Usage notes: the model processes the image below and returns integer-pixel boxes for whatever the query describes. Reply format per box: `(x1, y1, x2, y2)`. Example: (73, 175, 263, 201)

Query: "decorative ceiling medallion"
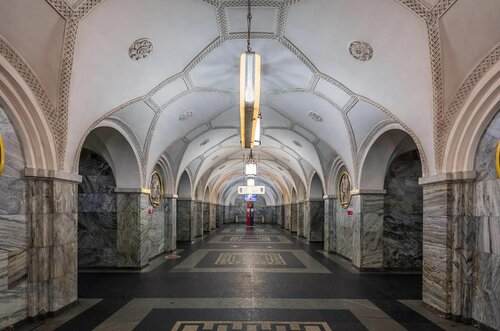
(293, 140, 302, 148)
(179, 110, 193, 121)
(129, 38, 153, 61)
(0, 133, 4, 176)
(308, 111, 323, 122)
(338, 172, 352, 209)
(149, 172, 163, 208)
(349, 41, 373, 61)
(200, 139, 209, 146)
(496, 140, 500, 178)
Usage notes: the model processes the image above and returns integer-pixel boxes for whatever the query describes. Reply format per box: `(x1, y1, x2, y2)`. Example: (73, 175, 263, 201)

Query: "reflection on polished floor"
(21, 225, 475, 331)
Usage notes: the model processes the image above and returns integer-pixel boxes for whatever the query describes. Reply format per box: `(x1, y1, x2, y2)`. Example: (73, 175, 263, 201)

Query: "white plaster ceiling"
(1, 0, 499, 204)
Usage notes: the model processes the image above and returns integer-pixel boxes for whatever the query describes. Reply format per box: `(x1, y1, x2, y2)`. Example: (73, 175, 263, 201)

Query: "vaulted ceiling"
(0, 0, 499, 204)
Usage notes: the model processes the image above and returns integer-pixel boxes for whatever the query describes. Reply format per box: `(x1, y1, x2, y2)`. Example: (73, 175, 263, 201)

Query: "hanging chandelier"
(240, 0, 261, 149)
(245, 149, 257, 177)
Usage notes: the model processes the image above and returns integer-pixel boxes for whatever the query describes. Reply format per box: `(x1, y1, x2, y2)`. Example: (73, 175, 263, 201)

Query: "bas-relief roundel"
(338, 172, 352, 209)
(150, 172, 163, 208)
(0, 134, 4, 176)
(496, 140, 500, 178)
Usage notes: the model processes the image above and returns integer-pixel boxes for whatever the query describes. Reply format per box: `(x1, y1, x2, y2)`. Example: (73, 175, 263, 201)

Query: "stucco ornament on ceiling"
(149, 171, 162, 208)
(293, 140, 302, 148)
(129, 38, 154, 61)
(308, 111, 323, 122)
(349, 41, 373, 61)
(179, 110, 193, 121)
(200, 139, 210, 146)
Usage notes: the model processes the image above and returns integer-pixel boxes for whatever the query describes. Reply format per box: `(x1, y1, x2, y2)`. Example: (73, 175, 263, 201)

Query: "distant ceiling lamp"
(254, 113, 262, 146)
(247, 178, 255, 186)
(240, 0, 261, 149)
(245, 150, 257, 177)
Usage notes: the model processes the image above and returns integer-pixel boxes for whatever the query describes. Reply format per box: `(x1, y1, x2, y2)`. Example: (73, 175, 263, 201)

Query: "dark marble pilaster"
(116, 192, 150, 268)
(352, 194, 384, 269)
(336, 198, 352, 259)
(297, 202, 305, 237)
(290, 204, 297, 233)
(216, 205, 224, 227)
(176, 199, 194, 242)
(209, 204, 216, 230)
(202, 203, 210, 232)
(194, 201, 203, 237)
(307, 200, 324, 243)
(26, 177, 78, 318)
(324, 197, 336, 252)
(164, 196, 177, 252)
(284, 204, 291, 230)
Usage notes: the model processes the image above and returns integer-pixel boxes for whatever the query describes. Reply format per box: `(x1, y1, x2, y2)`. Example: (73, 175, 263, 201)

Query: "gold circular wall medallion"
(0, 134, 4, 177)
(149, 171, 163, 208)
(338, 171, 352, 209)
(496, 140, 500, 179)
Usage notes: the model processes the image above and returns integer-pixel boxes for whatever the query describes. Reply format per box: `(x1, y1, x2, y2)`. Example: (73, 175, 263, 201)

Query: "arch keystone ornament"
(338, 172, 352, 209)
(0, 133, 4, 176)
(149, 171, 163, 208)
(496, 140, 500, 178)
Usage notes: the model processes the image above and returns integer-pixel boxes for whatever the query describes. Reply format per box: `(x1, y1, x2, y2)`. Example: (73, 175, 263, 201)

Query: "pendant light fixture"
(245, 149, 257, 177)
(240, 0, 261, 149)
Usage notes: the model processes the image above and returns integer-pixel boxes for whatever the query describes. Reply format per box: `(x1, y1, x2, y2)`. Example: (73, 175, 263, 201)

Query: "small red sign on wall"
(347, 209, 354, 217)
(147, 206, 154, 215)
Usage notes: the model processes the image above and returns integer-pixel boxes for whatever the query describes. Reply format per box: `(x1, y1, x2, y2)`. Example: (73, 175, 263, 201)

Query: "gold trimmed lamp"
(240, 0, 261, 149)
(245, 149, 257, 177)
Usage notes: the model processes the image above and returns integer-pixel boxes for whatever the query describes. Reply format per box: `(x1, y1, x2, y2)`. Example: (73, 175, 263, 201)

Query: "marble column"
(116, 191, 150, 268)
(290, 204, 298, 233)
(164, 195, 177, 252)
(194, 201, 203, 237)
(307, 199, 324, 242)
(284, 204, 291, 230)
(209, 204, 216, 230)
(202, 202, 210, 232)
(26, 175, 79, 318)
(352, 193, 384, 270)
(275, 206, 283, 226)
(216, 205, 224, 227)
(323, 197, 336, 252)
(176, 199, 194, 242)
(303, 202, 310, 239)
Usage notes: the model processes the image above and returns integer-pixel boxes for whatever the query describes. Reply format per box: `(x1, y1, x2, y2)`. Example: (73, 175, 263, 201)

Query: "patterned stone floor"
(18, 225, 477, 331)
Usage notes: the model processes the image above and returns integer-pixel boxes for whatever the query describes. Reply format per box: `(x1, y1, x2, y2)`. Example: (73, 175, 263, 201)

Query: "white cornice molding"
(418, 171, 477, 185)
(24, 168, 82, 183)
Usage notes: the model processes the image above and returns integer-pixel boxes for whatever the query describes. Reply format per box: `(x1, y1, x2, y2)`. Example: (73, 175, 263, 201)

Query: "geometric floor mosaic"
(171, 321, 332, 331)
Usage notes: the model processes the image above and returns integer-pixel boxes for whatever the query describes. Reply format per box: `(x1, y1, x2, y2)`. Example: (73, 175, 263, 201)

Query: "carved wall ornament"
(338, 171, 352, 209)
(179, 110, 193, 121)
(349, 41, 373, 61)
(308, 111, 323, 122)
(149, 171, 163, 208)
(496, 140, 500, 179)
(129, 38, 154, 61)
(0, 134, 4, 176)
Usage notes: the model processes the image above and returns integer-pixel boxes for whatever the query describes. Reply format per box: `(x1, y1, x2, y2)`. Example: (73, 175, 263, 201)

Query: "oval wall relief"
(496, 140, 500, 178)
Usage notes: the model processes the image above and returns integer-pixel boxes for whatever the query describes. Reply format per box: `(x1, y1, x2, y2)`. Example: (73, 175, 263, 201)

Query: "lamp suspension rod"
(247, 0, 252, 52)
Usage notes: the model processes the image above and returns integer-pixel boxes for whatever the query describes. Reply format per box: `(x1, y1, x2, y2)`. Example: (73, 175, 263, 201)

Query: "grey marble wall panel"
(217, 205, 224, 227)
(336, 198, 353, 260)
(0, 107, 28, 330)
(164, 197, 177, 252)
(149, 200, 165, 258)
(290, 204, 297, 233)
(308, 200, 324, 242)
(324, 198, 336, 252)
(203, 203, 210, 232)
(355, 195, 384, 269)
(263, 206, 275, 224)
(177, 199, 194, 241)
(303, 202, 310, 239)
(383, 150, 423, 269)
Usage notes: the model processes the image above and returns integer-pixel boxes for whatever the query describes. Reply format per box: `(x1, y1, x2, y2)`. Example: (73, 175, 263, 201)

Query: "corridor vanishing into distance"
(22, 224, 475, 331)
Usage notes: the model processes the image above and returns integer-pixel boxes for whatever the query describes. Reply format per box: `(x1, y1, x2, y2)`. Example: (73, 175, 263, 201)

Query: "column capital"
(24, 168, 82, 183)
(418, 171, 477, 186)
